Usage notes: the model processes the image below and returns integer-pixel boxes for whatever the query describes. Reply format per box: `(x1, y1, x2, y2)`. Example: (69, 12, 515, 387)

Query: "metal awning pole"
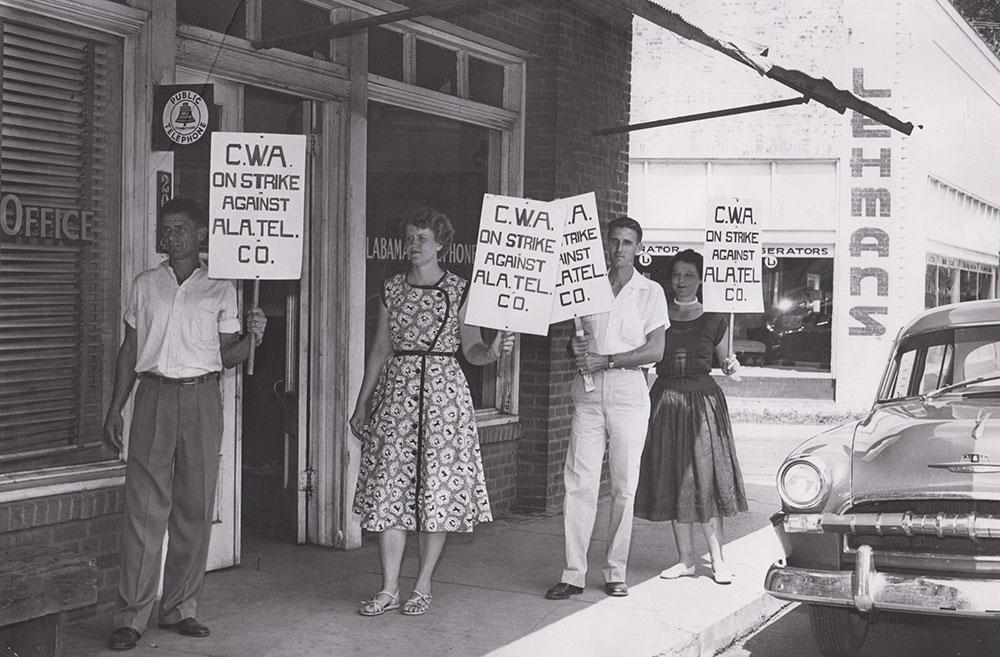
(591, 96, 809, 136)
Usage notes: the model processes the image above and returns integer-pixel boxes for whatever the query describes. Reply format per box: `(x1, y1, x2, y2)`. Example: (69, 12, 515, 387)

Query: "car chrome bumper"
(765, 545, 1000, 617)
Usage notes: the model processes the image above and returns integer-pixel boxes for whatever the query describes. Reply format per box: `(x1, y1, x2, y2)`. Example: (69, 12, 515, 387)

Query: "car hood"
(851, 397, 1000, 501)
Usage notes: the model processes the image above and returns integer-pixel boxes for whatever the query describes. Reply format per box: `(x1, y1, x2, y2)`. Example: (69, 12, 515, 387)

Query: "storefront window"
(369, 26, 404, 81)
(261, 0, 331, 60)
(0, 16, 123, 473)
(468, 57, 505, 108)
(178, 0, 246, 38)
(637, 253, 834, 371)
(366, 102, 510, 411)
(925, 255, 995, 308)
(416, 40, 457, 94)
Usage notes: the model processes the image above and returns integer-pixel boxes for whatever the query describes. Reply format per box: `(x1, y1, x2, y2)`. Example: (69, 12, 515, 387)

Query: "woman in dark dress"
(634, 249, 747, 584)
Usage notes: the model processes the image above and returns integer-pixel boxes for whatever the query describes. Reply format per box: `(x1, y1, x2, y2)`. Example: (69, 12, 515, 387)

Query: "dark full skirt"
(634, 374, 748, 523)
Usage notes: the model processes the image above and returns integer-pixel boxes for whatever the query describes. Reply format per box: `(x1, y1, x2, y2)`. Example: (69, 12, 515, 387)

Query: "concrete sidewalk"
(66, 479, 790, 657)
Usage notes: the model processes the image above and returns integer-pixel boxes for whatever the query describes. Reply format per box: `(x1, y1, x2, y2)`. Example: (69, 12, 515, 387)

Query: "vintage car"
(764, 299, 1000, 657)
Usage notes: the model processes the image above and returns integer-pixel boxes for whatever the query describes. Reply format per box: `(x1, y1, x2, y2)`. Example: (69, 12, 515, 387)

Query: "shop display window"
(368, 26, 404, 81)
(178, 0, 247, 39)
(369, 28, 510, 110)
(925, 255, 995, 309)
(261, 0, 331, 60)
(638, 254, 834, 372)
(416, 39, 458, 94)
(0, 16, 123, 473)
(469, 57, 505, 107)
(365, 102, 514, 413)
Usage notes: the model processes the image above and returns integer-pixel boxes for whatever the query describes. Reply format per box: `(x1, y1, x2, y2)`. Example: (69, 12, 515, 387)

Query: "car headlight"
(777, 458, 830, 510)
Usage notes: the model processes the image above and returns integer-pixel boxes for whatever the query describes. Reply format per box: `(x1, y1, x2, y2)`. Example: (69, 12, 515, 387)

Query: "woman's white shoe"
(711, 562, 735, 585)
(659, 563, 696, 579)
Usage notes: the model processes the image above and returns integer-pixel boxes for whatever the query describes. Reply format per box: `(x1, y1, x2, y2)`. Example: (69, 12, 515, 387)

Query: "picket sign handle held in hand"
(247, 280, 259, 376)
(727, 313, 741, 383)
(574, 317, 595, 392)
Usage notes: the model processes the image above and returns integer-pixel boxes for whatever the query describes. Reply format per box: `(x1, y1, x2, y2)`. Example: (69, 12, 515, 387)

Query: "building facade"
(629, 0, 1000, 411)
(0, 0, 632, 618)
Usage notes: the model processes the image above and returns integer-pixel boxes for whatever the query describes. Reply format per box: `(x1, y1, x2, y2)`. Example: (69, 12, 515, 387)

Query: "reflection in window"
(925, 256, 995, 308)
(365, 103, 504, 410)
(178, 0, 246, 38)
(918, 344, 952, 393)
(891, 350, 917, 399)
(369, 26, 404, 81)
(262, 0, 330, 60)
(469, 57, 504, 107)
(637, 255, 834, 372)
(416, 40, 457, 94)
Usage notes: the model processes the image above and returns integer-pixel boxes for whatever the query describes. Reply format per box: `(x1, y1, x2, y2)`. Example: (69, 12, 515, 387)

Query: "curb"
(485, 523, 793, 657)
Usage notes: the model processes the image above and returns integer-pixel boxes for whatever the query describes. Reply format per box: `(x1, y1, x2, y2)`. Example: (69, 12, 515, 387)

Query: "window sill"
(474, 409, 519, 428)
(0, 461, 125, 504)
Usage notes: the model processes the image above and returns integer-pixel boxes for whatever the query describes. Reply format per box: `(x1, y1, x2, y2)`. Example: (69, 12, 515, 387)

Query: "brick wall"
(456, 1, 632, 511)
(479, 422, 520, 517)
(0, 487, 124, 620)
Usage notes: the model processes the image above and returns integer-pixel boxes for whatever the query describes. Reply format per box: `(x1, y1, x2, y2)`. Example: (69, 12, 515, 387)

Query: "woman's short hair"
(399, 206, 455, 251)
(672, 248, 703, 278)
(607, 215, 643, 243)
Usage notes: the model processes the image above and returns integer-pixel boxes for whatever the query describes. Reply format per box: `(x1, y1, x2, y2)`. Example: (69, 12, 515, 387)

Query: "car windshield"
(878, 325, 1000, 402)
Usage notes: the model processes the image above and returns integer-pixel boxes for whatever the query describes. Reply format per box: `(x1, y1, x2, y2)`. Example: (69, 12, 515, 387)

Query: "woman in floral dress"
(350, 207, 514, 617)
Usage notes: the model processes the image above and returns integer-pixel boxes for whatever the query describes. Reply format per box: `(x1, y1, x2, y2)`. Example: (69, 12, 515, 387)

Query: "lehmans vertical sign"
(702, 198, 764, 313)
(208, 132, 307, 280)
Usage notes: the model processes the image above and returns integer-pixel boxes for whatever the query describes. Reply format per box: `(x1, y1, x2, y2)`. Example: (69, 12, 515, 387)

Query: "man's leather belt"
(140, 371, 219, 386)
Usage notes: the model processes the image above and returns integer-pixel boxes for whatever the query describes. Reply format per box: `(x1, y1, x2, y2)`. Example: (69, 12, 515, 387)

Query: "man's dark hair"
(607, 215, 643, 242)
(159, 197, 207, 229)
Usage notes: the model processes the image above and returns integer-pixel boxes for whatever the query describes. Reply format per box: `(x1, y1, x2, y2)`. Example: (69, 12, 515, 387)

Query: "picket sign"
(466, 192, 613, 391)
(702, 197, 764, 377)
(208, 132, 307, 374)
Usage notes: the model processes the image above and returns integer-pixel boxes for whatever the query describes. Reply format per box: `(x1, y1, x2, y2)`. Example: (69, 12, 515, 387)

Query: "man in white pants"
(546, 216, 668, 600)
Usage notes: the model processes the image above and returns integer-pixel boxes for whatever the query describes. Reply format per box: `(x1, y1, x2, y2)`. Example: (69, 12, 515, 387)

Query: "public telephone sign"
(208, 132, 306, 280)
(702, 197, 764, 313)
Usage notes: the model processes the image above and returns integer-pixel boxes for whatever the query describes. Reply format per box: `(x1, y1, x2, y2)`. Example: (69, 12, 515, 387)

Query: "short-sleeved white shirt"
(580, 270, 668, 364)
(124, 261, 241, 378)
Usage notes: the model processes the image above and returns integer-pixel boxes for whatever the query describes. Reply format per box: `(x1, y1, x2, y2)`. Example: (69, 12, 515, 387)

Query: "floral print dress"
(353, 271, 493, 533)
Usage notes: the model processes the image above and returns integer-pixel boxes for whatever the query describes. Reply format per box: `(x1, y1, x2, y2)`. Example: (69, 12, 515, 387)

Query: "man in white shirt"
(546, 216, 668, 600)
(103, 198, 267, 650)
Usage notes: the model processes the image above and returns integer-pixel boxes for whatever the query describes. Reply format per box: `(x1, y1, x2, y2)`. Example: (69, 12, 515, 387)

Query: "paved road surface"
(720, 604, 999, 657)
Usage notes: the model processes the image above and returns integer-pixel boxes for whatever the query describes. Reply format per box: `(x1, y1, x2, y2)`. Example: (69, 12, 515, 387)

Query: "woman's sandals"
(401, 590, 433, 616)
(659, 562, 696, 579)
(358, 590, 400, 616)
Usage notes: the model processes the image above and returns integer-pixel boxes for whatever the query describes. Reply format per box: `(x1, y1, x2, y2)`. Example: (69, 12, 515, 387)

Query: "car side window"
(962, 342, 1000, 381)
(888, 350, 917, 399)
(918, 344, 953, 394)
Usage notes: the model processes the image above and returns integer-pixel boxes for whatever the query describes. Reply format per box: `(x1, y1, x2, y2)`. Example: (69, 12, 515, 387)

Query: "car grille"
(845, 499, 1000, 557)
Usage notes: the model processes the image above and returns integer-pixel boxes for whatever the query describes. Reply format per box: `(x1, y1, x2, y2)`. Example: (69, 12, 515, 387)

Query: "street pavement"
(720, 604, 1000, 657)
(65, 420, 831, 657)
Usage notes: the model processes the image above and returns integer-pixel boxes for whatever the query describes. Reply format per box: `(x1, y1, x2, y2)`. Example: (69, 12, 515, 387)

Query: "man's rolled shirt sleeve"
(643, 285, 670, 335)
(217, 281, 242, 334)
